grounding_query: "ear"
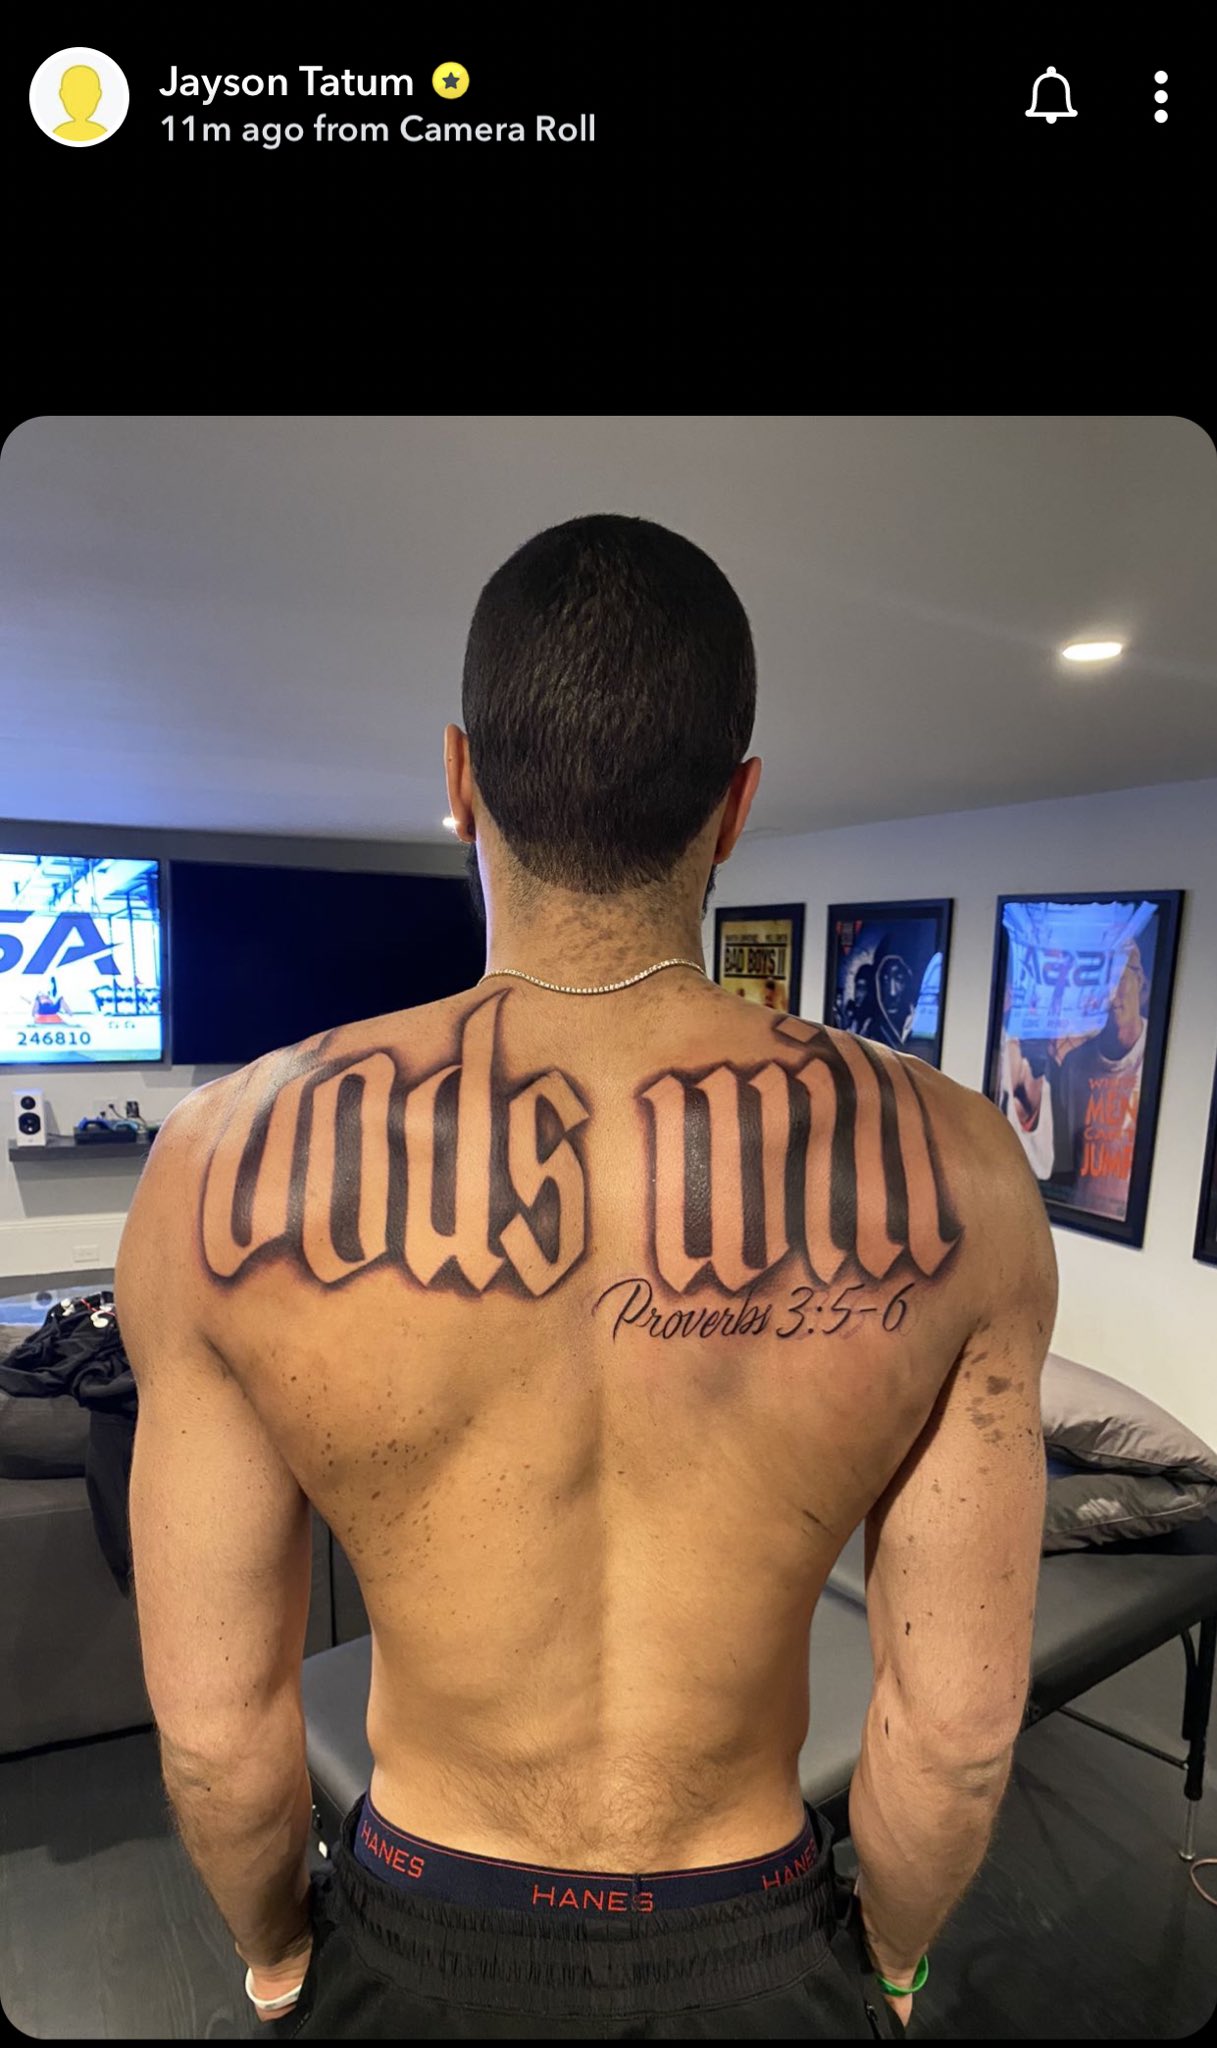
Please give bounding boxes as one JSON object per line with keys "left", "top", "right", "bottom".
{"left": 443, "top": 726, "right": 477, "bottom": 843}
{"left": 713, "top": 757, "right": 763, "bottom": 863}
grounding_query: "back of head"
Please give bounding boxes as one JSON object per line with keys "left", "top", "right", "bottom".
{"left": 462, "top": 514, "right": 756, "bottom": 894}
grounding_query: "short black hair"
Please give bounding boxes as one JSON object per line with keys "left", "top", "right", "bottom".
{"left": 461, "top": 514, "right": 756, "bottom": 893}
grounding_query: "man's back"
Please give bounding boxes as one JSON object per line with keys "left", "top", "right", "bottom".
{"left": 183, "top": 975, "right": 1040, "bottom": 1869}
{"left": 115, "top": 511, "right": 1061, "bottom": 2038}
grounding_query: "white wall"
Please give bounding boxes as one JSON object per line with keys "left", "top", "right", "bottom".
{"left": 1, "top": 821, "right": 466, "bottom": 1287}
{"left": 712, "top": 778, "right": 1217, "bottom": 1446}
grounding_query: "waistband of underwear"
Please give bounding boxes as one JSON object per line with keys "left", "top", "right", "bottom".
{"left": 330, "top": 1796, "right": 844, "bottom": 2015}
{"left": 351, "top": 1790, "right": 818, "bottom": 1912}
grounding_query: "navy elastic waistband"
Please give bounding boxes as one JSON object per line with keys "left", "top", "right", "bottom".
{"left": 328, "top": 1796, "right": 845, "bottom": 2016}
{"left": 353, "top": 1791, "right": 817, "bottom": 1912}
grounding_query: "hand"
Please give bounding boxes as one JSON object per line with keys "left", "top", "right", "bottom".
{"left": 1012, "top": 1060, "right": 1043, "bottom": 1124}
{"left": 854, "top": 1880, "right": 916, "bottom": 2031}
{"left": 246, "top": 1939, "right": 313, "bottom": 2025}
{"left": 881, "top": 1985, "right": 915, "bottom": 2031}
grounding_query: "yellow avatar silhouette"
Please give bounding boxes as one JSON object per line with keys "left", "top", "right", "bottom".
{"left": 54, "top": 63, "right": 106, "bottom": 140}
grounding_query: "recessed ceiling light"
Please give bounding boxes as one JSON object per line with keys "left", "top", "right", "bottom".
{"left": 441, "top": 815, "right": 459, "bottom": 832}
{"left": 1061, "top": 641, "right": 1124, "bottom": 662}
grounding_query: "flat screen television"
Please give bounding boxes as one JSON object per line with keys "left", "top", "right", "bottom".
{"left": 0, "top": 853, "right": 164, "bottom": 1066}
{"left": 169, "top": 860, "right": 483, "bottom": 1066}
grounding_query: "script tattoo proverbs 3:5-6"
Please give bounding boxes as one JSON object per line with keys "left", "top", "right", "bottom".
{"left": 200, "top": 998, "right": 962, "bottom": 1320}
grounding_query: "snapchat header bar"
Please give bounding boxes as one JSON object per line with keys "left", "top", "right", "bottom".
{"left": 31, "top": 48, "right": 598, "bottom": 151}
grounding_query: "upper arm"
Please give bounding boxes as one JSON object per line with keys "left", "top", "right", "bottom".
{"left": 115, "top": 1091, "right": 313, "bottom": 1762}
{"left": 863, "top": 1090, "right": 1059, "bottom": 1762}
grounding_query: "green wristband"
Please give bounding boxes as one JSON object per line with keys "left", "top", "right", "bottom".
{"left": 875, "top": 1956, "right": 929, "bottom": 1996}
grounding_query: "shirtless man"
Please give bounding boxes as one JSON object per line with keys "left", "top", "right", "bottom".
{"left": 116, "top": 513, "right": 1057, "bottom": 2039}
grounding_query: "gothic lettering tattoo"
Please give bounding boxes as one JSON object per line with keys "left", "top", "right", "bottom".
{"left": 631, "top": 1014, "right": 961, "bottom": 1317}
{"left": 201, "top": 991, "right": 590, "bottom": 1295}
{"left": 199, "top": 1003, "right": 963, "bottom": 1317}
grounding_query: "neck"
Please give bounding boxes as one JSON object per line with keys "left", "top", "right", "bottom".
{"left": 481, "top": 883, "right": 708, "bottom": 992}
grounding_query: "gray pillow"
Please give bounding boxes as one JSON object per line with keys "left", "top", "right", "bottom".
{"left": 1041, "top": 1351, "right": 1217, "bottom": 1552}
{"left": 0, "top": 1325, "right": 91, "bottom": 1479}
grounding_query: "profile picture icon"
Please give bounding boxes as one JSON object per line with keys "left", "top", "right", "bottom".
{"left": 30, "top": 47, "right": 129, "bottom": 146}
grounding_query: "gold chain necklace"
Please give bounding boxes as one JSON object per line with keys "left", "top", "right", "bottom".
{"left": 478, "top": 958, "right": 707, "bottom": 996}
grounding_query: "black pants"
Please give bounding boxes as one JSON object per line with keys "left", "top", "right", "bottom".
{"left": 271, "top": 1798, "right": 909, "bottom": 2039}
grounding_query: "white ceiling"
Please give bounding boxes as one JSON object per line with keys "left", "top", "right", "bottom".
{"left": 1, "top": 415, "right": 1214, "bottom": 845}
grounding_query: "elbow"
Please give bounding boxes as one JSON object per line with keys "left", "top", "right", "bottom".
{"left": 871, "top": 1692, "right": 1026, "bottom": 1779}
{"left": 156, "top": 1696, "right": 305, "bottom": 1786}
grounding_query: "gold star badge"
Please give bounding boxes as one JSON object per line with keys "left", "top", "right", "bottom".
{"left": 431, "top": 62, "right": 469, "bottom": 99}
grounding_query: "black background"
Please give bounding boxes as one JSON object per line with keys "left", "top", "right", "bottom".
{"left": 12, "top": 21, "right": 684, "bottom": 392}
{"left": 7, "top": 11, "right": 1216, "bottom": 407}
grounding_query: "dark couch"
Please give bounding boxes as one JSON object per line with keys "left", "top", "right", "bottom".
{"left": 0, "top": 1325, "right": 369, "bottom": 1757}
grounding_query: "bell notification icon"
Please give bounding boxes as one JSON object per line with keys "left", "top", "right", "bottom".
{"left": 1026, "top": 66, "right": 1077, "bottom": 122}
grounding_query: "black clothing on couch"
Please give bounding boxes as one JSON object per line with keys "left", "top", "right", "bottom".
{"left": 0, "top": 1294, "right": 137, "bottom": 1592}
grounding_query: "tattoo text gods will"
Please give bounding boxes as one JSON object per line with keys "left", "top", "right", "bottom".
{"left": 199, "top": 999, "right": 962, "bottom": 1308}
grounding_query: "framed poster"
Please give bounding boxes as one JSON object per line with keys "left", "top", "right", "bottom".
{"left": 983, "top": 890, "right": 1183, "bottom": 1248}
{"left": 1194, "top": 1047, "right": 1217, "bottom": 1266}
{"left": 713, "top": 904, "right": 804, "bottom": 1014}
{"left": 823, "top": 898, "right": 953, "bottom": 1068}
